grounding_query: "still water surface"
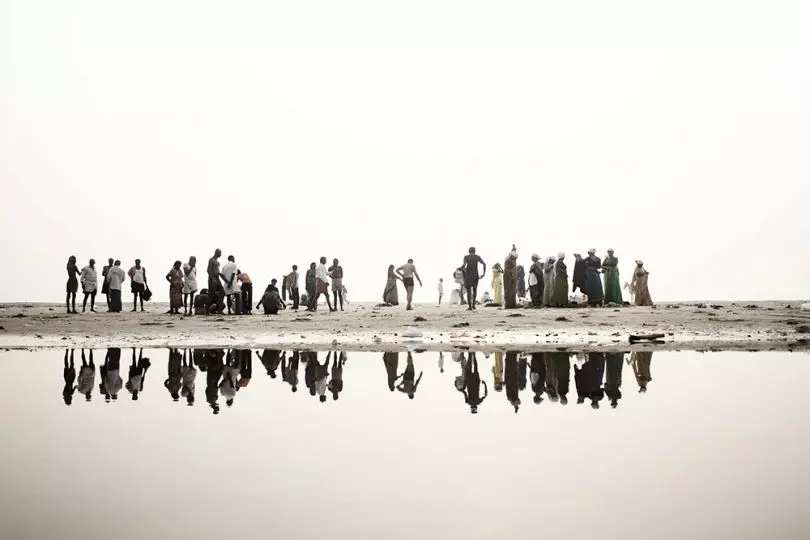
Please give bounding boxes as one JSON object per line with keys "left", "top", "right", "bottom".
{"left": 0, "top": 348, "right": 808, "bottom": 540}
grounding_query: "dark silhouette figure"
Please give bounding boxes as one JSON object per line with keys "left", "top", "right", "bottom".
{"left": 383, "top": 352, "right": 399, "bottom": 392}
{"left": 575, "top": 353, "right": 605, "bottom": 409}
{"left": 328, "top": 351, "right": 346, "bottom": 401}
{"left": 164, "top": 348, "right": 183, "bottom": 401}
{"left": 544, "top": 353, "right": 560, "bottom": 403}
{"left": 257, "top": 349, "right": 283, "bottom": 379}
{"left": 99, "top": 348, "right": 122, "bottom": 402}
{"left": 314, "top": 352, "right": 330, "bottom": 403}
{"left": 396, "top": 352, "right": 423, "bottom": 399}
{"left": 205, "top": 349, "right": 225, "bottom": 414}
{"left": 604, "top": 352, "right": 625, "bottom": 408}
{"left": 126, "top": 348, "right": 151, "bottom": 401}
{"left": 529, "top": 353, "right": 546, "bottom": 404}
{"left": 63, "top": 349, "right": 77, "bottom": 405}
{"left": 504, "top": 351, "right": 521, "bottom": 413}
{"left": 181, "top": 349, "right": 197, "bottom": 406}
{"left": 305, "top": 351, "right": 317, "bottom": 397}
{"left": 456, "top": 352, "right": 488, "bottom": 414}
{"left": 77, "top": 349, "right": 95, "bottom": 402}
{"left": 552, "top": 352, "right": 571, "bottom": 405}
{"left": 282, "top": 351, "right": 300, "bottom": 393}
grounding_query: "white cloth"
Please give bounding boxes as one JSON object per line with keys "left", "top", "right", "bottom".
{"left": 131, "top": 267, "right": 145, "bottom": 284}
{"left": 528, "top": 272, "right": 538, "bottom": 287}
{"left": 315, "top": 263, "right": 329, "bottom": 281}
{"left": 221, "top": 262, "right": 241, "bottom": 295}
{"left": 76, "top": 367, "right": 95, "bottom": 395}
{"left": 80, "top": 266, "right": 97, "bottom": 293}
{"left": 182, "top": 264, "right": 198, "bottom": 294}
{"left": 107, "top": 267, "right": 126, "bottom": 290}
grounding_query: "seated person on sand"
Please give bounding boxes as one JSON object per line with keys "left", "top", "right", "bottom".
{"left": 258, "top": 280, "right": 286, "bottom": 315}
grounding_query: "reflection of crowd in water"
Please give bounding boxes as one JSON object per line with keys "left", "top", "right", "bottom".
{"left": 61, "top": 348, "right": 654, "bottom": 414}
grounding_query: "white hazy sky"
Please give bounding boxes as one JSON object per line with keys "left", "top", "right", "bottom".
{"left": 1, "top": 0, "right": 808, "bottom": 303}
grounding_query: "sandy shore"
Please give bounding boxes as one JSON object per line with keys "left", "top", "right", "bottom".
{"left": 1, "top": 300, "right": 809, "bottom": 352}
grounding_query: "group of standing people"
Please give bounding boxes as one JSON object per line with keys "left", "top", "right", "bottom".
{"left": 65, "top": 257, "right": 147, "bottom": 314}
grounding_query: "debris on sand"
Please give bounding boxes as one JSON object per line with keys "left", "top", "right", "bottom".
{"left": 452, "top": 322, "right": 470, "bottom": 328}
{"left": 0, "top": 326, "right": 4, "bottom": 331}
{"left": 13, "top": 314, "right": 26, "bottom": 318}
{"left": 711, "top": 304, "right": 723, "bottom": 310}
{"left": 413, "top": 316, "right": 427, "bottom": 322}
{"left": 744, "top": 304, "right": 760, "bottom": 309}
{"left": 695, "top": 303, "right": 707, "bottom": 309}
{"left": 375, "top": 303, "right": 393, "bottom": 308}
{"left": 800, "top": 303, "right": 810, "bottom": 311}
{"left": 796, "top": 325, "right": 810, "bottom": 334}
{"left": 555, "top": 316, "right": 570, "bottom": 322}
{"left": 507, "top": 313, "right": 524, "bottom": 318}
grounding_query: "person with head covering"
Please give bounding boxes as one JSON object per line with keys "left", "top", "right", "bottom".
{"left": 551, "top": 253, "right": 569, "bottom": 307}
{"left": 456, "top": 352, "right": 488, "bottom": 414}
{"left": 182, "top": 256, "right": 198, "bottom": 316}
{"left": 503, "top": 246, "right": 519, "bottom": 309}
{"left": 305, "top": 262, "right": 317, "bottom": 305}
{"left": 585, "top": 249, "right": 604, "bottom": 306}
{"left": 490, "top": 262, "right": 504, "bottom": 305}
{"left": 517, "top": 264, "right": 526, "bottom": 300}
{"left": 602, "top": 249, "right": 623, "bottom": 304}
{"left": 572, "top": 253, "right": 587, "bottom": 300}
{"left": 630, "top": 260, "right": 653, "bottom": 306}
{"left": 529, "top": 352, "right": 546, "bottom": 404}
{"left": 504, "top": 351, "right": 521, "bottom": 413}
{"left": 80, "top": 258, "right": 98, "bottom": 313}
{"left": 453, "top": 267, "right": 466, "bottom": 305}
{"left": 542, "top": 256, "right": 556, "bottom": 307}
{"left": 65, "top": 255, "right": 80, "bottom": 314}
{"left": 383, "top": 264, "right": 400, "bottom": 305}
{"left": 166, "top": 261, "right": 184, "bottom": 315}
{"left": 527, "top": 254, "right": 544, "bottom": 307}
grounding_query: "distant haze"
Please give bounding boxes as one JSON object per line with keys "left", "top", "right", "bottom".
{"left": 1, "top": 1, "right": 808, "bottom": 303}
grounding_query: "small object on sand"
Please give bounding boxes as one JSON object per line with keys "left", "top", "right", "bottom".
{"left": 375, "top": 303, "right": 393, "bottom": 308}
{"left": 13, "top": 313, "right": 26, "bottom": 318}
{"left": 629, "top": 333, "right": 666, "bottom": 343}
{"left": 744, "top": 304, "right": 759, "bottom": 309}
{"left": 452, "top": 322, "right": 470, "bottom": 328}
{"left": 555, "top": 316, "right": 570, "bottom": 322}
{"left": 711, "top": 304, "right": 723, "bottom": 309}
{"left": 800, "top": 303, "right": 810, "bottom": 311}
{"left": 796, "top": 325, "right": 810, "bottom": 334}
{"left": 695, "top": 303, "right": 707, "bottom": 309}
{"left": 0, "top": 326, "right": 4, "bottom": 331}
{"left": 413, "top": 316, "right": 427, "bottom": 322}
{"left": 507, "top": 313, "right": 524, "bottom": 318}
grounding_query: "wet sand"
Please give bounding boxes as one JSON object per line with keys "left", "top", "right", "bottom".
{"left": 1, "top": 300, "right": 808, "bottom": 352}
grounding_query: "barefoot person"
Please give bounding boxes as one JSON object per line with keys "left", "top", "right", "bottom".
{"left": 383, "top": 265, "right": 400, "bottom": 305}
{"left": 207, "top": 249, "right": 223, "bottom": 315}
{"left": 66, "top": 256, "right": 80, "bottom": 314}
{"left": 101, "top": 258, "right": 114, "bottom": 309}
{"left": 221, "top": 255, "right": 241, "bottom": 314}
{"left": 128, "top": 259, "right": 148, "bottom": 312}
{"left": 106, "top": 260, "right": 126, "bottom": 313}
{"left": 288, "top": 265, "right": 300, "bottom": 310}
{"left": 80, "top": 259, "right": 98, "bottom": 313}
{"left": 308, "top": 257, "right": 334, "bottom": 312}
{"left": 396, "top": 259, "right": 422, "bottom": 310}
{"left": 182, "top": 256, "right": 198, "bottom": 316}
{"left": 329, "top": 258, "right": 345, "bottom": 311}
{"left": 461, "top": 247, "right": 486, "bottom": 310}
{"left": 166, "top": 261, "right": 184, "bottom": 315}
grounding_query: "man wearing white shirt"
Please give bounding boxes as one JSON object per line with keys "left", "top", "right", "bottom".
{"left": 221, "top": 255, "right": 241, "bottom": 315}
{"left": 106, "top": 261, "right": 126, "bottom": 313}
{"left": 307, "top": 257, "right": 335, "bottom": 312}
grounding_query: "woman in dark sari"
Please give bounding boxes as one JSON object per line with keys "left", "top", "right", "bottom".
{"left": 383, "top": 265, "right": 400, "bottom": 305}
{"left": 602, "top": 249, "right": 622, "bottom": 304}
{"left": 585, "top": 249, "right": 604, "bottom": 306}
{"left": 551, "top": 253, "right": 568, "bottom": 307}
{"left": 503, "top": 248, "right": 518, "bottom": 309}
{"left": 166, "top": 261, "right": 184, "bottom": 315}
{"left": 572, "top": 253, "right": 587, "bottom": 297}
{"left": 66, "top": 255, "right": 80, "bottom": 314}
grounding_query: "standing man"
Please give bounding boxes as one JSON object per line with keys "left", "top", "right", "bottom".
{"left": 461, "top": 247, "right": 486, "bottom": 310}
{"left": 438, "top": 278, "right": 444, "bottom": 306}
{"left": 329, "top": 258, "right": 344, "bottom": 311}
{"left": 221, "top": 255, "right": 241, "bottom": 314}
{"left": 308, "top": 257, "right": 335, "bottom": 312}
{"left": 128, "top": 259, "right": 148, "bottom": 312}
{"left": 238, "top": 270, "right": 253, "bottom": 315}
{"left": 289, "top": 265, "right": 300, "bottom": 310}
{"left": 106, "top": 260, "right": 126, "bottom": 313}
{"left": 207, "top": 249, "right": 223, "bottom": 314}
{"left": 396, "top": 259, "right": 423, "bottom": 311}
{"left": 101, "top": 258, "right": 114, "bottom": 310}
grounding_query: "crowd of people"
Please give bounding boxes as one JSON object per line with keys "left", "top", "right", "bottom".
{"left": 60, "top": 348, "right": 654, "bottom": 414}
{"left": 64, "top": 246, "right": 653, "bottom": 315}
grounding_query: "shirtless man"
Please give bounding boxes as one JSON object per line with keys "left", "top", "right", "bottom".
{"left": 207, "top": 249, "right": 223, "bottom": 314}
{"left": 461, "top": 247, "right": 486, "bottom": 310}
{"left": 396, "top": 259, "right": 423, "bottom": 310}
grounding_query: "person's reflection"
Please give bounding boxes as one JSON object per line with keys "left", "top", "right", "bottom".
{"left": 631, "top": 351, "right": 653, "bottom": 393}
{"left": 604, "top": 353, "right": 624, "bottom": 408}
{"left": 457, "top": 352, "right": 487, "bottom": 414}
{"left": 164, "top": 348, "right": 183, "bottom": 402}
{"left": 328, "top": 351, "right": 345, "bottom": 401}
{"left": 205, "top": 349, "right": 225, "bottom": 414}
{"left": 126, "top": 349, "right": 151, "bottom": 401}
{"left": 76, "top": 349, "right": 95, "bottom": 402}
{"left": 383, "top": 351, "right": 399, "bottom": 392}
{"left": 529, "top": 353, "right": 546, "bottom": 404}
{"left": 256, "top": 349, "right": 283, "bottom": 379}
{"left": 574, "top": 352, "right": 605, "bottom": 409}
{"left": 220, "top": 349, "right": 239, "bottom": 407}
{"left": 492, "top": 351, "right": 504, "bottom": 393}
{"left": 453, "top": 351, "right": 468, "bottom": 393}
{"left": 396, "top": 351, "right": 423, "bottom": 399}
{"left": 438, "top": 351, "right": 445, "bottom": 373}
{"left": 238, "top": 349, "right": 252, "bottom": 392}
{"left": 282, "top": 351, "right": 300, "bottom": 393}
{"left": 181, "top": 349, "right": 197, "bottom": 406}
{"left": 518, "top": 354, "right": 528, "bottom": 393}
{"left": 543, "top": 353, "right": 559, "bottom": 403}
{"left": 552, "top": 352, "right": 571, "bottom": 405}
{"left": 304, "top": 351, "right": 317, "bottom": 397}
{"left": 63, "top": 349, "right": 76, "bottom": 406}
{"left": 99, "top": 348, "right": 122, "bottom": 402}
{"left": 504, "top": 351, "right": 521, "bottom": 413}
{"left": 314, "top": 352, "right": 330, "bottom": 403}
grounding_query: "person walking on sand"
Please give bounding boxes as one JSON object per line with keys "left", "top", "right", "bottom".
{"left": 603, "top": 248, "right": 622, "bottom": 305}
{"left": 182, "top": 256, "right": 198, "bottom": 316}
{"left": 128, "top": 259, "right": 148, "bottom": 312}
{"left": 396, "top": 259, "right": 422, "bottom": 310}
{"left": 461, "top": 247, "right": 486, "bottom": 310}
{"left": 101, "top": 258, "right": 114, "bottom": 310}
{"left": 288, "top": 265, "right": 300, "bottom": 310}
{"left": 106, "top": 260, "right": 126, "bottom": 313}
{"left": 166, "top": 261, "right": 184, "bottom": 315}
{"left": 207, "top": 249, "right": 223, "bottom": 314}
{"left": 80, "top": 258, "right": 98, "bottom": 313}
{"left": 238, "top": 270, "right": 253, "bottom": 314}
{"left": 630, "top": 260, "right": 653, "bottom": 306}
{"left": 66, "top": 255, "right": 80, "bottom": 314}
{"left": 308, "top": 257, "right": 335, "bottom": 312}
{"left": 329, "top": 258, "right": 345, "bottom": 311}
{"left": 585, "top": 249, "right": 604, "bottom": 306}
{"left": 503, "top": 246, "right": 518, "bottom": 309}
{"left": 221, "top": 255, "right": 241, "bottom": 314}
{"left": 438, "top": 278, "right": 444, "bottom": 306}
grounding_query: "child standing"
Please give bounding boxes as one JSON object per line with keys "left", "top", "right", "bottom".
{"left": 438, "top": 278, "right": 444, "bottom": 306}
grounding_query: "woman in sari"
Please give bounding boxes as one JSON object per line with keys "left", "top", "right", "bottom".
{"left": 182, "top": 256, "right": 198, "bottom": 316}
{"left": 383, "top": 264, "right": 400, "bottom": 305}
{"left": 602, "top": 248, "right": 622, "bottom": 304}
{"left": 490, "top": 263, "right": 504, "bottom": 305}
{"left": 542, "top": 256, "right": 556, "bottom": 307}
{"left": 551, "top": 253, "right": 568, "bottom": 307}
{"left": 503, "top": 249, "right": 518, "bottom": 309}
{"left": 66, "top": 255, "right": 80, "bottom": 314}
{"left": 585, "top": 249, "right": 604, "bottom": 306}
{"left": 166, "top": 261, "right": 184, "bottom": 315}
{"left": 630, "top": 260, "right": 653, "bottom": 306}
